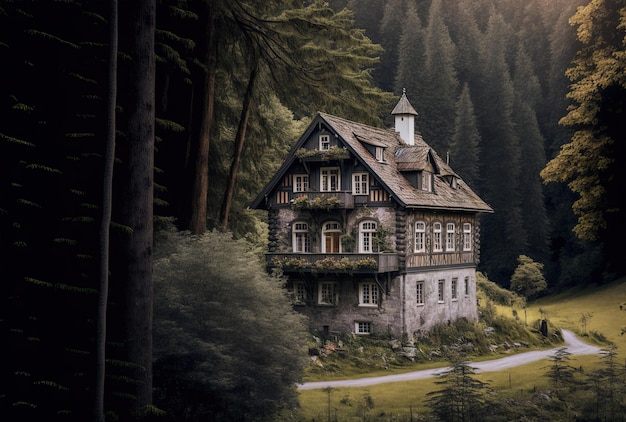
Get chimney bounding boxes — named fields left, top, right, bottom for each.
left=391, top=88, right=418, bottom=145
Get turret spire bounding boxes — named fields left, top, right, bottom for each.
left=391, top=89, right=417, bottom=145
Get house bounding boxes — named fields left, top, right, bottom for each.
left=250, top=92, right=493, bottom=338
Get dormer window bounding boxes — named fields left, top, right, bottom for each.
left=319, top=134, right=331, bottom=150
left=421, top=171, right=432, bottom=192
left=376, top=147, right=385, bottom=162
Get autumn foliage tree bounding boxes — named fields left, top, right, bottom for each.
left=541, top=0, right=626, bottom=276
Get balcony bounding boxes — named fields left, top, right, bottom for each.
left=291, top=191, right=354, bottom=210
left=267, top=253, right=399, bottom=274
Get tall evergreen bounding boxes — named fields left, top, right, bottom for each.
left=376, top=0, right=407, bottom=92
left=394, top=1, right=424, bottom=103
left=1, top=2, right=109, bottom=418
left=474, top=13, right=523, bottom=285
left=449, top=83, right=481, bottom=188
left=512, top=44, right=550, bottom=263
left=443, top=0, right=482, bottom=87
left=420, top=0, right=458, bottom=154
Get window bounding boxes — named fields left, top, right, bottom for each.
left=359, top=220, right=377, bottom=253
left=438, top=279, right=445, bottom=303
left=446, top=223, right=455, bottom=251
left=433, top=222, right=442, bottom=252
left=421, top=171, right=432, bottom=192
left=318, top=282, right=336, bottom=305
left=293, top=222, right=311, bottom=253
left=352, top=173, right=369, bottom=195
left=319, top=134, right=331, bottom=150
left=451, top=277, right=458, bottom=300
left=321, top=167, right=340, bottom=192
left=463, top=223, right=472, bottom=251
left=375, top=147, right=385, bottom=162
left=359, top=282, right=379, bottom=306
left=414, top=221, right=426, bottom=253
left=416, top=281, right=424, bottom=305
left=322, top=221, right=341, bottom=253
left=293, top=175, right=309, bottom=193
left=294, top=281, right=306, bottom=304
left=355, top=321, right=372, bottom=334
left=464, top=276, right=470, bottom=296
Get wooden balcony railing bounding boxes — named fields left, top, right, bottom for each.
left=266, top=253, right=399, bottom=274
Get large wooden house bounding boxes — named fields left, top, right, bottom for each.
left=250, top=93, right=493, bottom=338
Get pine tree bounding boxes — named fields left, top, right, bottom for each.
left=420, top=0, right=458, bottom=154
left=394, top=1, right=424, bottom=102
left=474, top=12, right=524, bottom=286
left=582, top=344, right=626, bottom=421
left=426, top=359, right=493, bottom=422
left=544, top=347, right=577, bottom=399
left=376, top=0, right=406, bottom=92
left=450, top=83, right=481, bottom=188
left=512, top=44, right=550, bottom=262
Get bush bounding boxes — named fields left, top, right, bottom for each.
left=153, top=226, right=309, bottom=421
left=477, top=271, right=522, bottom=306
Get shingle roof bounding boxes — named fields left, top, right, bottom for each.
left=391, top=91, right=418, bottom=116
left=318, top=113, right=492, bottom=213
left=249, top=112, right=493, bottom=214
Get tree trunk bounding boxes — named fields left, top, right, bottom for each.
left=94, top=1, right=117, bottom=420
left=189, top=6, right=217, bottom=235
left=119, top=0, right=155, bottom=416
left=219, top=59, right=259, bottom=230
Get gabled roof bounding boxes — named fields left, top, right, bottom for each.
left=249, top=112, right=493, bottom=213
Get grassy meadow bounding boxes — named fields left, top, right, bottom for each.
left=296, top=277, right=626, bottom=421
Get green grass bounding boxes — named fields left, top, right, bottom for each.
left=527, top=277, right=626, bottom=353
left=296, top=277, right=626, bottom=421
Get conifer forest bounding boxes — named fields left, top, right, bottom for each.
left=1, top=0, right=625, bottom=420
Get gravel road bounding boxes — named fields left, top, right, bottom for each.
left=297, top=329, right=602, bottom=390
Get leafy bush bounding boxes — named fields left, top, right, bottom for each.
left=153, top=226, right=309, bottom=421
left=477, top=271, right=522, bottom=306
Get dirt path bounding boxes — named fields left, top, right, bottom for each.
left=297, top=329, right=602, bottom=390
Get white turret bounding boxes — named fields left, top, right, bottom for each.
left=391, top=89, right=418, bottom=145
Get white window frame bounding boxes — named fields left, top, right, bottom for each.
left=463, top=223, right=472, bottom=251
left=433, top=222, right=443, bottom=252
left=438, top=279, right=445, bottom=303
left=359, top=282, right=379, bottom=307
left=321, top=221, right=342, bottom=253
left=451, top=277, right=458, bottom=301
left=293, top=175, right=309, bottom=193
left=421, top=171, right=432, bottom=192
left=416, top=281, right=424, bottom=305
left=414, top=221, right=426, bottom=253
left=292, top=222, right=310, bottom=253
left=375, top=147, right=385, bottom=162
left=319, top=134, right=331, bottom=150
left=359, top=220, right=378, bottom=253
left=318, top=282, right=336, bottom=305
left=352, top=172, right=369, bottom=195
left=446, top=223, right=455, bottom=252
left=355, top=321, right=372, bottom=335
left=294, top=281, right=306, bottom=304
left=320, top=167, right=340, bottom=192
left=464, top=276, right=470, bottom=296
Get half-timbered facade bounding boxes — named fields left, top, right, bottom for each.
left=250, top=93, right=493, bottom=338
